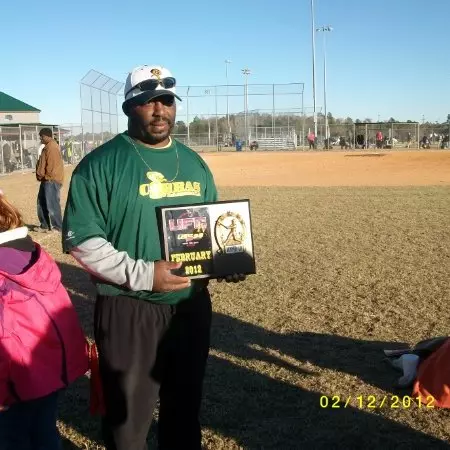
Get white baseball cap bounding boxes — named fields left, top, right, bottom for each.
left=122, top=65, right=181, bottom=114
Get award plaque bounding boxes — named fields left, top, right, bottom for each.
left=156, top=199, right=256, bottom=279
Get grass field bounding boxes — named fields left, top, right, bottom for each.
left=1, top=150, right=450, bottom=449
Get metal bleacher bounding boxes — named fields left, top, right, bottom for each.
left=255, top=137, right=297, bottom=150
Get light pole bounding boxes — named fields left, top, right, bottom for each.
left=311, top=0, right=317, bottom=137
left=447, top=114, right=450, bottom=149
left=205, top=89, right=212, bottom=146
left=225, top=60, right=232, bottom=135
left=316, top=25, right=333, bottom=148
left=241, top=68, right=251, bottom=146
left=186, top=86, right=190, bottom=145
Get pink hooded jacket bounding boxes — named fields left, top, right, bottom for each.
left=0, top=242, right=89, bottom=406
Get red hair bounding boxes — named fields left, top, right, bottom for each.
left=0, top=192, right=24, bottom=232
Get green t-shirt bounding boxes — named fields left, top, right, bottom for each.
left=62, top=132, right=218, bottom=304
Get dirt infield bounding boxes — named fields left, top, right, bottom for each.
left=200, top=150, right=450, bottom=187
left=1, top=150, right=449, bottom=193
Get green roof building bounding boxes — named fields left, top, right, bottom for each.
left=0, top=92, right=41, bottom=125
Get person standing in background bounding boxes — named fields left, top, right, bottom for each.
left=35, top=128, right=64, bottom=233
left=376, top=130, right=383, bottom=149
left=307, top=131, right=316, bottom=149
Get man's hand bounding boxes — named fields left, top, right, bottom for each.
left=217, top=274, right=246, bottom=283
left=152, top=261, right=191, bottom=292
left=0, top=405, right=9, bottom=412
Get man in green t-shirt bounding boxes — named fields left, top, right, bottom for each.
left=62, top=64, right=245, bottom=450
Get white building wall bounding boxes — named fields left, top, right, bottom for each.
left=0, top=111, right=40, bottom=124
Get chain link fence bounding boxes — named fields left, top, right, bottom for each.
left=79, top=69, right=124, bottom=156
left=174, top=83, right=305, bottom=151
left=349, top=122, right=420, bottom=149
left=299, top=121, right=443, bottom=150
left=417, top=122, right=450, bottom=149
left=0, top=124, right=89, bottom=174
left=0, top=125, right=62, bottom=173
left=320, top=121, right=450, bottom=151
left=0, top=71, right=126, bottom=174
left=2, top=65, right=449, bottom=173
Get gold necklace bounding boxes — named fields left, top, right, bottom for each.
left=128, top=135, right=179, bottom=182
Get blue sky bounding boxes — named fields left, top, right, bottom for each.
left=1, top=0, right=449, bottom=126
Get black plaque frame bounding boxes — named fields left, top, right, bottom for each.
left=156, top=199, right=256, bottom=279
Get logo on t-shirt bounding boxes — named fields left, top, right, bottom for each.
left=139, top=171, right=201, bottom=200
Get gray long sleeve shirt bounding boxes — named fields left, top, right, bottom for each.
left=70, top=237, right=155, bottom=291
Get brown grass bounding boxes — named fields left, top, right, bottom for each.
left=1, top=150, right=450, bottom=449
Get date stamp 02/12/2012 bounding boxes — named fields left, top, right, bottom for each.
left=319, top=395, right=436, bottom=410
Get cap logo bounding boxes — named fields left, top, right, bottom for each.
left=150, top=68, right=162, bottom=80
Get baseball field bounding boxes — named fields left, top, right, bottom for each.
left=2, top=149, right=450, bottom=449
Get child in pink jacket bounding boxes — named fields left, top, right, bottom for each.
left=0, top=188, right=88, bottom=449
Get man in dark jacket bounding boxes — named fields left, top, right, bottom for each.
left=35, top=128, right=64, bottom=233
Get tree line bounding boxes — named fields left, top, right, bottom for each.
left=66, top=113, right=449, bottom=142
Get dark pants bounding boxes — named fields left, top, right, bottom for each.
left=37, top=181, right=62, bottom=230
left=0, top=391, right=60, bottom=450
left=94, top=289, right=212, bottom=450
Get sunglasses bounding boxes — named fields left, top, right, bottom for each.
left=126, top=77, right=176, bottom=97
